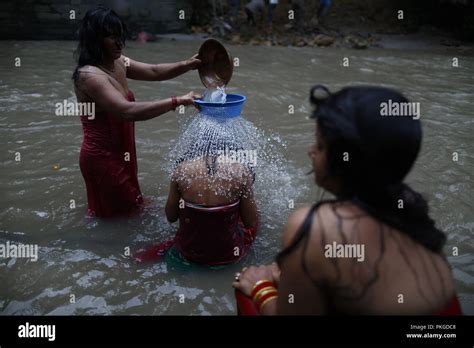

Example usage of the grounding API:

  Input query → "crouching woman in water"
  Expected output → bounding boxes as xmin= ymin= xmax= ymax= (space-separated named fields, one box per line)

xmin=163 ymin=129 xmax=259 ymax=266
xmin=233 ymin=86 xmax=462 ymax=315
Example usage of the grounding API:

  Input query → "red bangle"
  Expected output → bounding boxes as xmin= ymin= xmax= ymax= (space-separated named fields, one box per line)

xmin=171 ymin=96 xmax=178 ymax=111
xmin=256 ymin=293 xmax=278 ymax=312
xmin=250 ymin=280 xmax=275 ymax=299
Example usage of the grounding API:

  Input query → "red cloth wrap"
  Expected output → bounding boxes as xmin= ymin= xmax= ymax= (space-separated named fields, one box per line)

xmin=79 ymin=90 xmax=143 ymax=218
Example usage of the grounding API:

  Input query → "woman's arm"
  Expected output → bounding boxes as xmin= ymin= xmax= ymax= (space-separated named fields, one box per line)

xmin=233 ymin=206 xmax=331 ymax=315
xmin=124 ymin=55 xmax=201 ymax=81
xmin=233 ymin=263 xmax=281 ymax=315
xmin=80 ymin=73 xmax=199 ymax=121
xmin=165 ymin=177 xmax=181 ymax=223
xmin=276 ymin=207 xmax=329 ymax=315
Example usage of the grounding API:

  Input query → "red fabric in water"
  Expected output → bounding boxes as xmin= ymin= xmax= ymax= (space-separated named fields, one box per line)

xmin=174 ymin=201 xmax=258 ymax=265
xmin=132 ymin=239 xmax=176 ymax=263
xmin=132 ymin=203 xmax=257 ymax=264
xmin=235 ymin=289 xmax=259 ymax=316
xmin=79 ymin=90 xmax=143 ymax=218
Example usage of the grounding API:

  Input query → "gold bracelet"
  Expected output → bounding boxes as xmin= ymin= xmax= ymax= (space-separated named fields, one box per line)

xmin=253 ymin=286 xmax=277 ymax=303
xmin=254 ymin=288 xmax=277 ymax=304
xmin=251 ymin=280 xmax=273 ymax=293
xmin=258 ymin=295 xmax=278 ymax=312
xmin=250 ymin=279 xmax=275 ymax=299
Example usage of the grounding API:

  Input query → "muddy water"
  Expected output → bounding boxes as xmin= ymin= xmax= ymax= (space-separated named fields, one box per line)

xmin=0 ymin=40 xmax=472 ymax=315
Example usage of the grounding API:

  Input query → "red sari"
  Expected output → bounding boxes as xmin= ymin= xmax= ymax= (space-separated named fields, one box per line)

xmin=174 ymin=200 xmax=257 ymax=265
xmin=79 ymin=90 xmax=143 ymax=218
xmin=132 ymin=200 xmax=258 ymax=265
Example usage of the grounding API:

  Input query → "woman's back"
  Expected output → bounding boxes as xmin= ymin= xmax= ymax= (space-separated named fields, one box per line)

xmin=168 ymin=156 xmax=258 ymax=265
xmin=283 ymin=202 xmax=456 ymax=315
xmin=174 ymin=156 xmax=252 ymax=206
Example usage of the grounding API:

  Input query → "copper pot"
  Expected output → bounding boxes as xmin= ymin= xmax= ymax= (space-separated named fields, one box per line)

xmin=197 ymin=39 xmax=233 ymax=88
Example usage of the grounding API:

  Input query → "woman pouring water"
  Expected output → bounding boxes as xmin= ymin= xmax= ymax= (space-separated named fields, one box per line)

xmin=72 ymin=6 xmax=201 ymax=218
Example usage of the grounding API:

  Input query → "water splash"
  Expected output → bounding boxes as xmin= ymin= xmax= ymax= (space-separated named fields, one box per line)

xmin=202 ymin=87 xmax=227 ymax=103
xmin=167 ymin=95 xmax=303 ymax=220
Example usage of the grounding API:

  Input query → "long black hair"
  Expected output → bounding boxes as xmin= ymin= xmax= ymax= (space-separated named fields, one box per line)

xmin=72 ymin=6 xmax=127 ymax=82
xmin=277 ymin=85 xmax=446 ymax=265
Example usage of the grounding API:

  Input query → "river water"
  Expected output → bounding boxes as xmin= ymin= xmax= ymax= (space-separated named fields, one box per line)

xmin=0 ymin=40 xmax=473 ymax=315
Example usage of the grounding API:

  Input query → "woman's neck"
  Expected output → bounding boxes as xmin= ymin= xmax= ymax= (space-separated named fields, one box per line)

xmin=98 ymin=58 xmax=115 ymax=73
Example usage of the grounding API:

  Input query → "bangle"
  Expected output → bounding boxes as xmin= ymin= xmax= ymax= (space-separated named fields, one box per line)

xmin=251 ymin=280 xmax=275 ymax=299
xmin=253 ymin=287 xmax=276 ymax=303
xmin=254 ymin=288 xmax=278 ymax=305
xmin=257 ymin=294 xmax=278 ymax=312
xmin=171 ymin=96 xmax=178 ymax=111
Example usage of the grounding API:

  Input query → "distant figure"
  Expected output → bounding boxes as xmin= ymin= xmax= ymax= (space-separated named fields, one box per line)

xmin=268 ymin=0 xmax=279 ymax=24
xmin=245 ymin=0 xmax=265 ymax=25
xmin=291 ymin=0 xmax=305 ymax=32
xmin=317 ymin=0 xmax=332 ymax=23
xmin=229 ymin=0 xmax=241 ymax=19
xmin=136 ymin=31 xmax=154 ymax=43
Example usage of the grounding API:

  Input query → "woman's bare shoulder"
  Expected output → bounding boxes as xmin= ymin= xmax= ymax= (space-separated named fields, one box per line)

xmin=282 ymin=203 xmax=333 ymax=247
xmin=77 ymin=65 xmax=104 ymax=77
xmin=282 ymin=200 xmax=374 ymax=247
xmin=75 ymin=66 xmax=110 ymax=88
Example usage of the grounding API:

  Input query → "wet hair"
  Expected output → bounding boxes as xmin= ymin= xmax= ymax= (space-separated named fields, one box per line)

xmin=175 ymin=126 xmax=255 ymax=178
xmin=72 ymin=6 xmax=127 ymax=82
xmin=276 ymin=85 xmax=447 ymax=301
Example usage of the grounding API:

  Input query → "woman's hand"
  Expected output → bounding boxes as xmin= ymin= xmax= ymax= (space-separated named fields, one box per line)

xmin=178 ymin=91 xmax=202 ymax=109
xmin=184 ymin=54 xmax=201 ymax=70
xmin=232 ymin=263 xmax=281 ymax=297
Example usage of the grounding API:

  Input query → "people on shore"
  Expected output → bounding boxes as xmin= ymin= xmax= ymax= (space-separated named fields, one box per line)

xmin=245 ymin=0 xmax=265 ymax=26
xmin=291 ymin=0 xmax=305 ymax=32
xmin=233 ymin=85 xmax=462 ymax=315
xmin=244 ymin=0 xmax=280 ymax=31
xmin=73 ymin=6 xmax=201 ymax=218
xmin=268 ymin=0 xmax=279 ymax=25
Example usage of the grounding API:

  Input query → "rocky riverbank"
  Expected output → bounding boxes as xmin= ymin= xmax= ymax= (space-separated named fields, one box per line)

xmin=183 ymin=0 xmax=474 ymax=51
